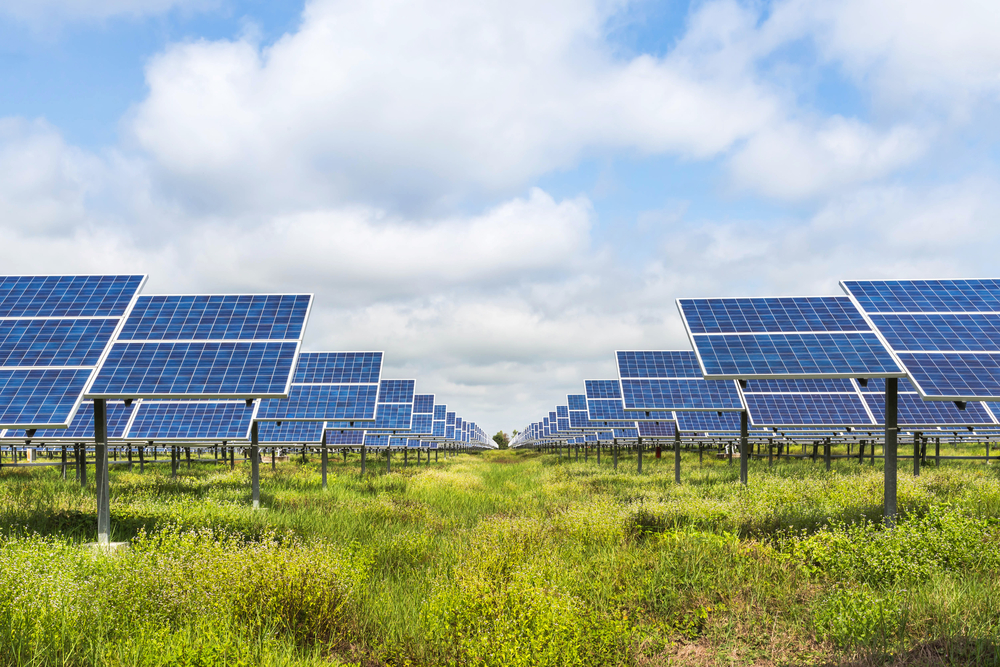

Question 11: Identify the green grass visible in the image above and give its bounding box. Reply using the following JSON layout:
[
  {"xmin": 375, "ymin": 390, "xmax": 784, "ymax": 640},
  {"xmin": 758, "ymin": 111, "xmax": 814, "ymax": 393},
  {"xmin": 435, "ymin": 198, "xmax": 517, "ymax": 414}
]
[{"xmin": 1, "ymin": 448, "xmax": 1000, "ymax": 666}]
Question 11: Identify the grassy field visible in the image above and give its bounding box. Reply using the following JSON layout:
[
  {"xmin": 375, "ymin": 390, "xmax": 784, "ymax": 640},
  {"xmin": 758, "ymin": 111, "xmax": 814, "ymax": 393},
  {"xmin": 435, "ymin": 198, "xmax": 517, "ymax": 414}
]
[{"xmin": 1, "ymin": 447, "xmax": 999, "ymax": 666}]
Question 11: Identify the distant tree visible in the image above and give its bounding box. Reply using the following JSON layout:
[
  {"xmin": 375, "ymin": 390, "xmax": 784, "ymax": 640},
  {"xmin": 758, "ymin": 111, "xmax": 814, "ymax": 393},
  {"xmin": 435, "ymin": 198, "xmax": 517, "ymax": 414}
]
[{"xmin": 493, "ymin": 431, "xmax": 509, "ymax": 449}]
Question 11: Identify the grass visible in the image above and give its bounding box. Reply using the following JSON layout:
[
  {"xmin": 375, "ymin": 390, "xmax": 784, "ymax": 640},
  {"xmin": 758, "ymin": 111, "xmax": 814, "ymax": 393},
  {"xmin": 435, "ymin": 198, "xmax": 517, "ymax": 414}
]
[{"xmin": 1, "ymin": 446, "xmax": 999, "ymax": 666}]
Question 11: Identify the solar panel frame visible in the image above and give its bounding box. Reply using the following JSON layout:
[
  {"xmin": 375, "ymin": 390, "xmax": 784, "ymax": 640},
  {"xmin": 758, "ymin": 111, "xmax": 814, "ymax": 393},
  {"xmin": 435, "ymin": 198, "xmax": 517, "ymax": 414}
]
[
  {"xmin": 84, "ymin": 291, "xmax": 311, "ymax": 400},
  {"xmin": 123, "ymin": 398, "xmax": 258, "ymax": 442},
  {"xmin": 677, "ymin": 296, "xmax": 907, "ymax": 380}
]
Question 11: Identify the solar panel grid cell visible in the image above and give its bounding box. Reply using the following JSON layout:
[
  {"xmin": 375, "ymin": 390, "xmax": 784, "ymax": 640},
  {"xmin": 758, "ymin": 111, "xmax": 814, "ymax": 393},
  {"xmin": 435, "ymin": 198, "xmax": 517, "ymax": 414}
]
[
  {"xmin": 256, "ymin": 384, "xmax": 378, "ymax": 420},
  {"xmin": 325, "ymin": 430, "xmax": 364, "ymax": 445},
  {"xmin": 556, "ymin": 405, "xmax": 568, "ymax": 418},
  {"xmin": 433, "ymin": 405, "xmax": 446, "ymax": 420},
  {"xmin": 0, "ymin": 276, "xmax": 144, "ymax": 318},
  {"xmin": 118, "ymin": 295, "xmax": 311, "ymax": 341},
  {"xmin": 0, "ymin": 368, "xmax": 93, "ymax": 427},
  {"xmin": 3, "ymin": 400, "xmax": 134, "ymax": 439},
  {"xmin": 585, "ymin": 380, "xmax": 621, "ymax": 399},
  {"xmin": 257, "ymin": 420, "xmax": 324, "ymax": 443},
  {"xmin": 292, "ymin": 351, "xmax": 382, "ymax": 384},
  {"xmin": 744, "ymin": 394, "xmax": 873, "ymax": 427},
  {"xmin": 413, "ymin": 394, "xmax": 435, "ymax": 414},
  {"xmin": 616, "ymin": 350, "xmax": 702, "ymax": 378},
  {"xmin": 681, "ymin": 297, "xmax": 870, "ymax": 334},
  {"xmin": 378, "ymin": 380, "xmax": 415, "ymax": 404},
  {"xmin": 621, "ymin": 378, "xmax": 743, "ymax": 410},
  {"xmin": 694, "ymin": 333, "xmax": 901, "ymax": 377},
  {"xmin": 0, "ymin": 319, "xmax": 120, "ymax": 367},
  {"xmin": 864, "ymin": 393, "xmax": 997, "ymax": 427},
  {"xmin": 897, "ymin": 353, "xmax": 1000, "ymax": 399},
  {"xmin": 844, "ymin": 279, "xmax": 1000, "ymax": 314},
  {"xmin": 588, "ymin": 399, "xmax": 627, "ymax": 420},
  {"xmin": 567, "ymin": 394, "xmax": 587, "ymax": 411},
  {"xmin": 638, "ymin": 421, "xmax": 677, "ymax": 437},
  {"xmin": 374, "ymin": 403, "xmax": 412, "ymax": 429},
  {"xmin": 128, "ymin": 401, "xmax": 253, "ymax": 440},
  {"xmin": 411, "ymin": 413, "xmax": 433, "ymax": 434},
  {"xmin": 745, "ymin": 378, "xmax": 857, "ymax": 392}
]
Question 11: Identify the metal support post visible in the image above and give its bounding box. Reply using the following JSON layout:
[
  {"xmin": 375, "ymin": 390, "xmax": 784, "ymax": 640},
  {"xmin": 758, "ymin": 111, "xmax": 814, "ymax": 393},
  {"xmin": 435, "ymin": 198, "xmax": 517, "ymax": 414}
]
[
  {"xmin": 321, "ymin": 432, "xmax": 328, "ymax": 491},
  {"xmin": 251, "ymin": 422, "xmax": 260, "ymax": 509},
  {"xmin": 186, "ymin": 447, "xmax": 191, "ymax": 470},
  {"xmin": 913, "ymin": 432, "xmax": 921, "ymax": 477},
  {"xmin": 740, "ymin": 411, "xmax": 748, "ymax": 485},
  {"xmin": 94, "ymin": 399, "xmax": 111, "ymax": 546},
  {"xmin": 387, "ymin": 447, "xmax": 391, "ymax": 473},
  {"xmin": 61, "ymin": 446, "xmax": 67, "ymax": 480},
  {"xmin": 140, "ymin": 443, "xmax": 146, "ymax": 473},
  {"xmin": 935, "ymin": 437, "xmax": 940, "ymax": 467},
  {"xmin": 361, "ymin": 444, "xmax": 367, "ymax": 474},
  {"xmin": 613, "ymin": 440, "xmax": 618, "ymax": 470},
  {"xmin": 127, "ymin": 445, "xmax": 133, "ymax": 472},
  {"xmin": 674, "ymin": 429, "xmax": 681, "ymax": 484},
  {"xmin": 767, "ymin": 437, "xmax": 773, "ymax": 467},
  {"xmin": 637, "ymin": 438, "xmax": 643, "ymax": 473},
  {"xmin": 884, "ymin": 377, "xmax": 898, "ymax": 526}
]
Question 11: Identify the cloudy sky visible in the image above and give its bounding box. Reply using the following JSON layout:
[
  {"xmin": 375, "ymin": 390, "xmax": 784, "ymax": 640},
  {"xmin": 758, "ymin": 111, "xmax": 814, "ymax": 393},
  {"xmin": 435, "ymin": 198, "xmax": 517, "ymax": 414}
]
[{"xmin": 2, "ymin": 0, "xmax": 998, "ymax": 434}]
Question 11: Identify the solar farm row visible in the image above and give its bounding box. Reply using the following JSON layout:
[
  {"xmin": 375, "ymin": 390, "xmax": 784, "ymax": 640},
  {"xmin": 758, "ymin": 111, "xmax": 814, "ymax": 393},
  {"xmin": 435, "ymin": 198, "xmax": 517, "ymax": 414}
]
[{"xmin": 512, "ymin": 279, "xmax": 1000, "ymax": 521}]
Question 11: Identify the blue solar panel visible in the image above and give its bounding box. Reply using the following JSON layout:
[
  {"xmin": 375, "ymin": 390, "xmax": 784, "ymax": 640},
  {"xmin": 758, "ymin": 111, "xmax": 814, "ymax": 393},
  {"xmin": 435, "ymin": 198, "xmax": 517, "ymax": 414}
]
[
  {"xmin": 257, "ymin": 420, "xmax": 324, "ymax": 443},
  {"xmin": 374, "ymin": 403, "xmax": 412, "ymax": 429},
  {"xmin": 629, "ymin": 410, "xmax": 676, "ymax": 421},
  {"xmin": 680, "ymin": 297, "xmax": 870, "ymax": 334},
  {"xmin": 0, "ymin": 369, "xmax": 92, "ymax": 427},
  {"xmin": 676, "ymin": 411, "xmax": 742, "ymax": 432},
  {"xmin": 365, "ymin": 434, "xmax": 390, "ymax": 447},
  {"xmin": 293, "ymin": 351, "xmax": 382, "ymax": 383},
  {"xmin": 864, "ymin": 393, "xmax": 997, "ymax": 427},
  {"xmin": 567, "ymin": 394, "xmax": 587, "ymax": 411},
  {"xmin": 379, "ymin": 380, "xmax": 415, "ymax": 404},
  {"xmin": 694, "ymin": 333, "xmax": 901, "ymax": 378},
  {"xmin": 445, "ymin": 425, "xmax": 455, "ymax": 439},
  {"xmin": 855, "ymin": 377, "xmax": 919, "ymax": 393},
  {"xmin": 588, "ymin": 399, "xmax": 627, "ymax": 420},
  {"xmin": 413, "ymin": 394, "xmax": 435, "ymax": 414},
  {"xmin": 585, "ymin": 380, "xmax": 621, "ymax": 399},
  {"xmin": 745, "ymin": 378, "xmax": 856, "ymax": 392},
  {"xmin": 621, "ymin": 378, "xmax": 743, "ymax": 411},
  {"xmin": 411, "ymin": 413, "xmax": 433, "ymax": 434},
  {"xmin": 896, "ymin": 353, "xmax": 1000, "ymax": 400},
  {"xmin": 325, "ymin": 429, "xmax": 364, "ymax": 445},
  {"xmin": 745, "ymin": 394, "xmax": 872, "ymax": 427},
  {"xmin": 89, "ymin": 341, "xmax": 298, "ymax": 398},
  {"xmin": 557, "ymin": 418, "xmax": 570, "ymax": 430},
  {"xmin": 638, "ymin": 421, "xmax": 677, "ymax": 437},
  {"xmin": 446, "ymin": 412, "xmax": 455, "ymax": 425},
  {"xmin": 569, "ymin": 410, "xmax": 590, "ymax": 428},
  {"xmin": 128, "ymin": 401, "xmax": 253, "ymax": 440},
  {"xmin": 843, "ymin": 279, "xmax": 1000, "ymax": 314},
  {"xmin": 432, "ymin": 420, "xmax": 445, "ymax": 437},
  {"xmin": 0, "ymin": 319, "xmax": 119, "ymax": 367},
  {"xmin": 118, "ymin": 294, "xmax": 310, "ymax": 341},
  {"xmin": 556, "ymin": 405, "xmax": 568, "ymax": 418},
  {"xmin": 613, "ymin": 428, "xmax": 638, "ymax": 439},
  {"xmin": 617, "ymin": 350, "xmax": 702, "ymax": 378},
  {"xmin": 256, "ymin": 384, "xmax": 378, "ymax": 421},
  {"xmin": 0, "ymin": 275, "xmax": 144, "ymax": 317},
  {"xmin": 868, "ymin": 314, "xmax": 1000, "ymax": 352},
  {"xmin": 4, "ymin": 400, "xmax": 134, "ymax": 439},
  {"xmin": 433, "ymin": 404, "xmax": 446, "ymax": 420}
]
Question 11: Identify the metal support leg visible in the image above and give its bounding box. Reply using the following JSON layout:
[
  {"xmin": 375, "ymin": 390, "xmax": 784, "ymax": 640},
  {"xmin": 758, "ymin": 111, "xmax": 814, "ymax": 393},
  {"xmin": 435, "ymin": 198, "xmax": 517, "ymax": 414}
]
[
  {"xmin": 94, "ymin": 399, "xmax": 111, "ymax": 546},
  {"xmin": 935, "ymin": 437, "xmax": 940, "ymax": 467},
  {"xmin": 768, "ymin": 437, "xmax": 773, "ymax": 467},
  {"xmin": 61, "ymin": 446, "xmax": 67, "ymax": 480},
  {"xmin": 251, "ymin": 422, "xmax": 260, "ymax": 509},
  {"xmin": 140, "ymin": 444, "xmax": 146, "ymax": 473},
  {"xmin": 322, "ymin": 445, "xmax": 328, "ymax": 490},
  {"xmin": 674, "ymin": 430, "xmax": 681, "ymax": 483},
  {"xmin": 387, "ymin": 447, "xmax": 391, "ymax": 473},
  {"xmin": 127, "ymin": 445, "xmax": 133, "ymax": 472},
  {"xmin": 361, "ymin": 445, "xmax": 367, "ymax": 474},
  {"xmin": 824, "ymin": 437, "xmax": 831, "ymax": 472},
  {"xmin": 637, "ymin": 439, "xmax": 643, "ymax": 474},
  {"xmin": 740, "ymin": 411, "xmax": 748, "ymax": 486},
  {"xmin": 913, "ymin": 432, "xmax": 921, "ymax": 477},
  {"xmin": 884, "ymin": 378, "xmax": 898, "ymax": 526},
  {"xmin": 613, "ymin": 441, "xmax": 618, "ymax": 470}
]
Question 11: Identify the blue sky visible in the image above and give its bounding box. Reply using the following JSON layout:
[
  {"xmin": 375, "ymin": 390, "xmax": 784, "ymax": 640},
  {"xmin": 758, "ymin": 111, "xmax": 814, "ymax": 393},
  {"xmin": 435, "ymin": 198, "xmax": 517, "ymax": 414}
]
[{"xmin": 1, "ymin": 0, "xmax": 999, "ymax": 432}]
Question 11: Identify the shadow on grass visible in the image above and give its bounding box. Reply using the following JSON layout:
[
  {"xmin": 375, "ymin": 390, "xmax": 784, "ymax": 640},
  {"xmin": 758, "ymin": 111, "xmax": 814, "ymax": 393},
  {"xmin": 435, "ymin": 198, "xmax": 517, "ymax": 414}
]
[{"xmin": 831, "ymin": 638, "xmax": 1000, "ymax": 667}]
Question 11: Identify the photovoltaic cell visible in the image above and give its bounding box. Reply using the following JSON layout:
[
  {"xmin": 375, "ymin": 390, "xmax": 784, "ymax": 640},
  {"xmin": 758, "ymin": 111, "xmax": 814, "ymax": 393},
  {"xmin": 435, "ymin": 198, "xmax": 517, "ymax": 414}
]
[
  {"xmin": 0, "ymin": 369, "xmax": 93, "ymax": 428},
  {"xmin": 585, "ymin": 380, "xmax": 621, "ymax": 399},
  {"xmin": 432, "ymin": 421, "xmax": 445, "ymax": 437},
  {"xmin": 617, "ymin": 350, "xmax": 702, "ymax": 378},
  {"xmin": 374, "ymin": 403, "xmax": 412, "ymax": 429},
  {"xmin": 621, "ymin": 378, "xmax": 743, "ymax": 411},
  {"xmin": 0, "ymin": 319, "xmax": 119, "ymax": 367},
  {"xmin": 257, "ymin": 420, "xmax": 324, "ymax": 444},
  {"xmin": 3, "ymin": 400, "xmax": 134, "ymax": 440},
  {"xmin": 0, "ymin": 275, "xmax": 144, "ymax": 317},
  {"xmin": 864, "ymin": 393, "xmax": 997, "ymax": 427},
  {"xmin": 556, "ymin": 405, "xmax": 569, "ymax": 418},
  {"xmin": 256, "ymin": 384, "xmax": 379, "ymax": 421},
  {"xmin": 694, "ymin": 333, "xmax": 900, "ymax": 378},
  {"xmin": 638, "ymin": 421, "xmax": 677, "ymax": 437},
  {"xmin": 843, "ymin": 279, "xmax": 1000, "ymax": 314},
  {"xmin": 745, "ymin": 378, "xmax": 856, "ymax": 392},
  {"xmin": 587, "ymin": 399, "xmax": 627, "ymax": 420},
  {"xmin": 567, "ymin": 394, "xmax": 587, "ymax": 411},
  {"xmin": 293, "ymin": 351, "xmax": 382, "ymax": 384},
  {"xmin": 569, "ymin": 410, "xmax": 590, "ymax": 428},
  {"xmin": 413, "ymin": 394, "xmax": 435, "ymax": 414},
  {"xmin": 433, "ymin": 405, "xmax": 446, "ymax": 420},
  {"xmin": 325, "ymin": 430, "xmax": 364, "ymax": 445},
  {"xmin": 118, "ymin": 295, "xmax": 310, "ymax": 341},
  {"xmin": 680, "ymin": 297, "xmax": 870, "ymax": 334},
  {"xmin": 895, "ymin": 353, "xmax": 1000, "ymax": 400},
  {"xmin": 127, "ymin": 401, "xmax": 254, "ymax": 440},
  {"xmin": 89, "ymin": 342, "xmax": 298, "ymax": 398},
  {"xmin": 411, "ymin": 413, "xmax": 433, "ymax": 434},
  {"xmin": 676, "ymin": 411, "xmax": 743, "ymax": 432},
  {"xmin": 378, "ymin": 380, "xmax": 415, "ymax": 404},
  {"xmin": 446, "ymin": 412, "xmax": 455, "ymax": 425},
  {"xmin": 745, "ymin": 394, "xmax": 872, "ymax": 427}
]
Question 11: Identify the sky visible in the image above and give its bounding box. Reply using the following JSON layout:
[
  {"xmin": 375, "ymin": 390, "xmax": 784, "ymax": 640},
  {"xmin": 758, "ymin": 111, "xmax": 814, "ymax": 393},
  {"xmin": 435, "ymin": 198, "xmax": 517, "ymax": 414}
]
[{"xmin": 2, "ymin": 0, "xmax": 999, "ymax": 436}]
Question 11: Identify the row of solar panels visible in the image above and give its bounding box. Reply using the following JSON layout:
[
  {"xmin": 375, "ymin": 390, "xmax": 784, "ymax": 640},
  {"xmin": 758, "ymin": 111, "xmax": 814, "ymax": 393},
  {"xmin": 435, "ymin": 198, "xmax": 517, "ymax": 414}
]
[
  {"xmin": 0, "ymin": 275, "xmax": 492, "ymax": 448},
  {"xmin": 513, "ymin": 279, "xmax": 1000, "ymax": 447}
]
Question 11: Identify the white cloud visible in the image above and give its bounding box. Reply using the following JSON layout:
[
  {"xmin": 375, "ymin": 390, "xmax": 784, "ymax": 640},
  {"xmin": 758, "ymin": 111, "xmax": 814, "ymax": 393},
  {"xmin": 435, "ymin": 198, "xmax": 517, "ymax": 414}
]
[{"xmin": 130, "ymin": 0, "xmax": 780, "ymax": 213}]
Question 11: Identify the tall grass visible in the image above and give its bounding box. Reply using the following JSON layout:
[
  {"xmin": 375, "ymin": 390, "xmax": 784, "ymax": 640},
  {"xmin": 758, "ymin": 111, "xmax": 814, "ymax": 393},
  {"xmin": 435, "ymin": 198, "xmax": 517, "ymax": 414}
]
[{"xmin": 1, "ymin": 449, "xmax": 999, "ymax": 665}]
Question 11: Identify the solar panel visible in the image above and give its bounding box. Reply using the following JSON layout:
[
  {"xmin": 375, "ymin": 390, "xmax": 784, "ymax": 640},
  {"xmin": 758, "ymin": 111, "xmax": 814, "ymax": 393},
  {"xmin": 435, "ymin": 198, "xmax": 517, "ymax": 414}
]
[
  {"xmin": 257, "ymin": 420, "xmax": 325, "ymax": 444},
  {"xmin": 745, "ymin": 393, "xmax": 872, "ymax": 428},
  {"xmin": 843, "ymin": 279, "xmax": 1000, "ymax": 401},
  {"xmin": 414, "ymin": 394, "xmax": 435, "ymax": 414},
  {"xmin": 616, "ymin": 350, "xmax": 744, "ymax": 416},
  {"xmin": 678, "ymin": 296, "xmax": 905, "ymax": 379},
  {"xmin": 411, "ymin": 413, "xmax": 433, "ymax": 434},
  {"xmin": 3, "ymin": 400, "xmax": 134, "ymax": 440},
  {"xmin": 325, "ymin": 429, "xmax": 365, "ymax": 445},
  {"xmin": 126, "ymin": 400, "xmax": 255, "ymax": 441},
  {"xmin": 676, "ymin": 411, "xmax": 743, "ymax": 432},
  {"xmin": 638, "ymin": 421, "xmax": 677, "ymax": 437},
  {"xmin": 257, "ymin": 384, "xmax": 378, "ymax": 421},
  {"xmin": 0, "ymin": 275, "xmax": 146, "ymax": 428},
  {"xmin": 86, "ymin": 293, "xmax": 311, "ymax": 399},
  {"xmin": 293, "ymin": 351, "xmax": 382, "ymax": 384},
  {"xmin": 567, "ymin": 394, "xmax": 587, "ymax": 411}
]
